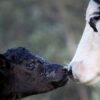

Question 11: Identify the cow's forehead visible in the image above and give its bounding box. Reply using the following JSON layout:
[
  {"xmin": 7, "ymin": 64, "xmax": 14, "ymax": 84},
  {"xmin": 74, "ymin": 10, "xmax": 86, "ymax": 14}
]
[{"xmin": 86, "ymin": 0, "xmax": 100, "ymax": 21}]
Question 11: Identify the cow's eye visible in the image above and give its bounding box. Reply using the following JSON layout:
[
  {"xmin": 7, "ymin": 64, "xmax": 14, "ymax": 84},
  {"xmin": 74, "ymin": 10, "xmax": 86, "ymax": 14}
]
[
  {"xmin": 93, "ymin": 16, "xmax": 100, "ymax": 21},
  {"xmin": 25, "ymin": 59, "xmax": 43, "ymax": 71},
  {"xmin": 89, "ymin": 11, "xmax": 100, "ymax": 32},
  {"xmin": 89, "ymin": 17, "xmax": 98, "ymax": 32},
  {"xmin": 26, "ymin": 61, "xmax": 35, "ymax": 70}
]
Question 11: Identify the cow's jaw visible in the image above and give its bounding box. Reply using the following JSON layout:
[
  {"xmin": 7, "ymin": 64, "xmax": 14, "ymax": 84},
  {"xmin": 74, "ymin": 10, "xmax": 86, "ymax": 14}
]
[{"xmin": 68, "ymin": 0, "xmax": 100, "ymax": 85}]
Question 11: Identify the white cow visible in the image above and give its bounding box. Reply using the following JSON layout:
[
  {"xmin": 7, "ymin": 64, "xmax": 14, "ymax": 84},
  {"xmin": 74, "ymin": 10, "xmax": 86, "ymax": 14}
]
[{"xmin": 68, "ymin": 0, "xmax": 100, "ymax": 85}]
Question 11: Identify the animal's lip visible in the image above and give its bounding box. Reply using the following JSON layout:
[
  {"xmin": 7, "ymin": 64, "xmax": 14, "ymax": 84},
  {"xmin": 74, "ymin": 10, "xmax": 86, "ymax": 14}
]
[
  {"xmin": 79, "ymin": 79, "xmax": 97, "ymax": 85},
  {"xmin": 81, "ymin": 75, "xmax": 100, "ymax": 85},
  {"xmin": 70, "ymin": 73, "xmax": 100, "ymax": 85},
  {"xmin": 67, "ymin": 76, "xmax": 95, "ymax": 85}
]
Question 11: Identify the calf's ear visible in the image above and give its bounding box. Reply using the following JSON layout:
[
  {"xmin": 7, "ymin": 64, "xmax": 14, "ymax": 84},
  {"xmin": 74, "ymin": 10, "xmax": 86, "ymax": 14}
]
[
  {"xmin": 0, "ymin": 54, "xmax": 9, "ymax": 90},
  {"xmin": 0, "ymin": 54, "xmax": 10, "ymax": 77},
  {"xmin": 0, "ymin": 54, "xmax": 9, "ymax": 69}
]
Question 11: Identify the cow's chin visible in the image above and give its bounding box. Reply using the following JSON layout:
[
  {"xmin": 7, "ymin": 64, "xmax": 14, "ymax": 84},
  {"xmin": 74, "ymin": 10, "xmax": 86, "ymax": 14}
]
[{"xmin": 70, "ymin": 61, "xmax": 100, "ymax": 86}]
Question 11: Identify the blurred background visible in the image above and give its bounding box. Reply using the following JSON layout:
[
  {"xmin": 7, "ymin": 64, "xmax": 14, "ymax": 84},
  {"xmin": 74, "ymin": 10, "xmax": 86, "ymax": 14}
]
[{"xmin": 0, "ymin": 0, "xmax": 100, "ymax": 100}]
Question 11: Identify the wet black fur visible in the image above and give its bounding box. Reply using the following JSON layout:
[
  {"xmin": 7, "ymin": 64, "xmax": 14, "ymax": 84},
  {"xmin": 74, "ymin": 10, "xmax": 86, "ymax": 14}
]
[{"xmin": 94, "ymin": 0, "xmax": 100, "ymax": 4}]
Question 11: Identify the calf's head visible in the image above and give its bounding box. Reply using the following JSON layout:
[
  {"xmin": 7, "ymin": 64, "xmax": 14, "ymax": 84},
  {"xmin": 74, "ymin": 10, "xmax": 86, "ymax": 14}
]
[
  {"xmin": 0, "ymin": 47, "xmax": 68, "ymax": 99},
  {"xmin": 68, "ymin": 0, "xmax": 100, "ymax": 85}
]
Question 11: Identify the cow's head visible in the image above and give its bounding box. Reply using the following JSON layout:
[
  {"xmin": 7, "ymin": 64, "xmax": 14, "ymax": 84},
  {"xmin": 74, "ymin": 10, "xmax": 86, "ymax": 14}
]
[
  {"xmin": 68, "ymin": 0, "xmax": 100, "ymax": 85},
  {"xmin": 0, "ymin": 47, "xmax": 68, "ymax": 99}
]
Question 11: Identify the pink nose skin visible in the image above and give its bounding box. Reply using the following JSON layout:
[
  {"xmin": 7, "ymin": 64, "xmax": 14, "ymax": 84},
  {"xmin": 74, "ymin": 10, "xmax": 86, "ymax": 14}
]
[{"xmin": 69, "ymin": 61, "xmax": 100, "ymax": 85}]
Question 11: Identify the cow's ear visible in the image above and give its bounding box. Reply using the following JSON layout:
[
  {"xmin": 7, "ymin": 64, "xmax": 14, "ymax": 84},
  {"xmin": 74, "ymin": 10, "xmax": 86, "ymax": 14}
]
[
  {"xmin": 0, "ymin": 54, "xmax": 10, "ymax": 69},
  {"xmin": 0, "ymin": 54, "xmax": 9, "ymax": 88}
]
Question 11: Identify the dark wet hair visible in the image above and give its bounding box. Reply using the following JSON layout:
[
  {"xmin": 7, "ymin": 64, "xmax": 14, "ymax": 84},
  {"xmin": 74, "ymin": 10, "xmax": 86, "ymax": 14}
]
[{"xmin": 94, "ymin": 0, "xmax": 100, "ymax": 4}]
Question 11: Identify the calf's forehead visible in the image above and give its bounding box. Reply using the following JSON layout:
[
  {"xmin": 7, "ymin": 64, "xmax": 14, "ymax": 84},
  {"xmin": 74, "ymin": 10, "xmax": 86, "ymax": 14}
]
[{"xmin": 3, "ymin": 47, "xmax": 47, "ymax": 65}]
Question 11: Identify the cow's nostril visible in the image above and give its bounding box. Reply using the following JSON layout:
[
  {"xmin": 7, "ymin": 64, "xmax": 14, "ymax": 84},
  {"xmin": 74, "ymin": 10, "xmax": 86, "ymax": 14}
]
[{"xmin": 68, "ymin": 65, "xmax": 73, "ymax": 79}]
